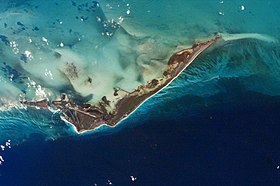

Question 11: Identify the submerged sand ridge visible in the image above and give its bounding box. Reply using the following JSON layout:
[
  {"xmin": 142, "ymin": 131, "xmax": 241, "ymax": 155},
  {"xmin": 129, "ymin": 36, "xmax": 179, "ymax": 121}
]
[{"xmin": 22, "ymin": 36, "xmax": 221, "ymax": 133}]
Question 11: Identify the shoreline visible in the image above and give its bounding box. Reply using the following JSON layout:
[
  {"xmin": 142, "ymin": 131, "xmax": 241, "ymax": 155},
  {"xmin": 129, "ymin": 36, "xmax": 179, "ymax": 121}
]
[
  {"xmin": 76, "ymin": 36, "xmax": 220, "ymax": 135},
  {"xmin": 22, "ymin": 35, "xmax": 221, "ymax": 134}
]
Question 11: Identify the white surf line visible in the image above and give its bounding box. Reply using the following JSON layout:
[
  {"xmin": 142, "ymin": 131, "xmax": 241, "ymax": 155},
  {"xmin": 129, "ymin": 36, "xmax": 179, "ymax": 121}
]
[
  {"xmin": 69, "ymin": 37, "xmax": 220, "ymax": 135},
  {"xmin": 61, "ymin": 116, "xmax": 114, "ymax": 135}
]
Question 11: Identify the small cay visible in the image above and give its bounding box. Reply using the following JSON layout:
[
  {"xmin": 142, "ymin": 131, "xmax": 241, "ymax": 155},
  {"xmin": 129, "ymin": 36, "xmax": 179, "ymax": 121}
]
[{"xmin": 22, "ymin": 35, "xmax": 221, "ymax": 133}]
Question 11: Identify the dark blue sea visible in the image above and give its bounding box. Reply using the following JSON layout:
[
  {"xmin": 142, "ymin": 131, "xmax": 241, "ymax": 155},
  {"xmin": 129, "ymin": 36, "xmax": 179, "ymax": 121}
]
[
  {"xmin": 1, "ymin": 0, "xmax": 280, "ymax": 185},
  {"xmin": 1, "ymin": 90, "xmax": 280, "ymax": 185}
]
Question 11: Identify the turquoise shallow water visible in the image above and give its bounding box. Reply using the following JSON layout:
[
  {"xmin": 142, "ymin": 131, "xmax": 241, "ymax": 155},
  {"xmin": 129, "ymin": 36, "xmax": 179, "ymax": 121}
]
[
  {"xmin": 0, "ymin": 0, "xmax": 279, "ymax": 143},
  {"xmin": 0, "ymin": 2, "xmax": 280, "ymax": 184}
]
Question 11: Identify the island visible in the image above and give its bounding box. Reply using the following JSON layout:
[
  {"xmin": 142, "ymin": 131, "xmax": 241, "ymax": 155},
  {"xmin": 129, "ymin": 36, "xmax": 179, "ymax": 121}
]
[{"xmin": 22, "ymin": 35, "xmax": 221, "ymax": 133}]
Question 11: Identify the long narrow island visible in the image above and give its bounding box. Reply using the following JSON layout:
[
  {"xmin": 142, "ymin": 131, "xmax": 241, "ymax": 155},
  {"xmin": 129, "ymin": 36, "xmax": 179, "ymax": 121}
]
[{"xmin": 22, "ymin": 35, "xmax": 221, "ymax": 133}]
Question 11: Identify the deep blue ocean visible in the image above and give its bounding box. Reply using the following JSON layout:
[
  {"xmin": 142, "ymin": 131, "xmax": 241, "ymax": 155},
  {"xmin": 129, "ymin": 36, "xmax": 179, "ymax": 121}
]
[
  {"xmin": 1, "ymin": 0, "xmax": 280, "ymax": 185},
  {"xmin": 1, "ymin": 91, "xmax": 280, "ymax": 185}
]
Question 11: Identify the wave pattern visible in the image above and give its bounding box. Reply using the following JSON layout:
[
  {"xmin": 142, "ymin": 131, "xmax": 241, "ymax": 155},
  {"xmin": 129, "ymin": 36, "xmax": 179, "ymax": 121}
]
[{"xmin": 0, "ymin": 107, "xmax": 72, "ymax": 143}]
